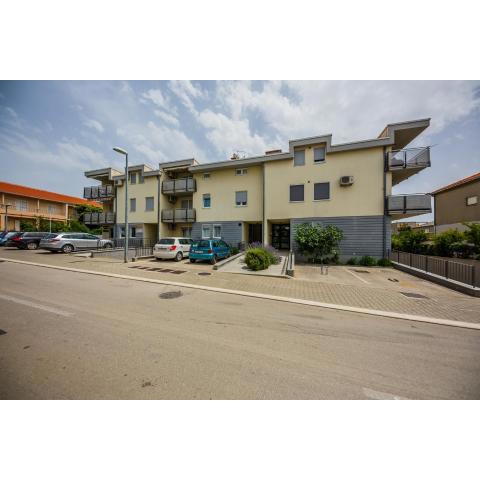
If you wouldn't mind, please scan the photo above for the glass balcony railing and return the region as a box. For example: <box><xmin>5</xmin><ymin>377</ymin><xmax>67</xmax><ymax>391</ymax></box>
<box><xmin>84</xmin><ymin>212</ymin><xmax>116</xmax><ymax>225</ymax></box>
<box><xmin>387</xmin><ymin>194</ymin><xmax>432</xmax><ymax>215</ymax></box>
<box><xmin>388</xmin><ymin>147</ymin><xmax>430</xmax><ymax>170</ymax></box>
<box><xmin>162</xmin><ymin>178</ymin><xmax>196</xmax><ymax>195</ymax></box>
<box><xmin>161</xmin><ymin>208</ymin><xmax>196</xmax><ymax>223</ymax></box>
<box><xmin>84</xmin><ymin>185</ymin><xmax>114</xmax><ymax>200</ymax></box>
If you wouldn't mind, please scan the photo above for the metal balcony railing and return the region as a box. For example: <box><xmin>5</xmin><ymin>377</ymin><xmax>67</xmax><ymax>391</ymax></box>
<box><xmin>386</xmin><ymin>194</ymin><xmax>432</xmax><ymax>215</ymax></box>
<box><xmin>84</xmin><ymin>212</ymin><xmax>116</xmax><ymax>225</ymax></box>
<box><xmin>162</xmin><ymin>178</ymin><xmax>196</xmax><ymax>195</ymax></box>
<box><xmin>83</xmin><ymin>184</ymin><xmax>114</xmax><ymax>200</ymax></box>
<box><xmin>161</xmin><ymin>208</ymin><xmax>196</xmax><ymax>223</ymax></box>
<box><xmin>388</xmin><ymin>147</ymin><xmax>430</xmax><ymax>170</ymax></box>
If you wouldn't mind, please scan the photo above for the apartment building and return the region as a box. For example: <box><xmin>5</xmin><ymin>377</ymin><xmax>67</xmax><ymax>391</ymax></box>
<box><xmin>83</xmin><ymin>118</ymin><xmax>432</xmax><ymax>258</ymax></box>
<box><xmin>0</xmin><ymin>181</ymin><xmax>100</xmax><ymax>231</ymax></box>
<box><xmin>431</xmin><ymin>172</ymin><xmax>480</xmax><ymax>233</ymax></box>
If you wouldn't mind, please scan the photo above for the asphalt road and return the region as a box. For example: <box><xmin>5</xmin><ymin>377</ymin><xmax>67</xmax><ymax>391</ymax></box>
<box><xmin>1</xmin><ymin>261</ymin><xmax>479</xmax><ymax>399</ymax></box>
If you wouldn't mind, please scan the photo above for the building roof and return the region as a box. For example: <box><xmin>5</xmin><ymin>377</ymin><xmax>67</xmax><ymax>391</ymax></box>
<box><xmin>431</xmin><ymin>172</ymin><xmax>480</xmax><ymax>195</ymax></box>
<box><xmin>0</xmin><ymin>181</ymin><xmax>101</xmax><ymax>207</ymax></box>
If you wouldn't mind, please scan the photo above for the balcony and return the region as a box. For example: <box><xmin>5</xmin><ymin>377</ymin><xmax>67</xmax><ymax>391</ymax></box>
<box><xmin>161</xmin><ymin>208</ymin><xmax>196</xmax><ymax>223</ymax></box>
<box><xmin>84</xmin><ymin>212</ymin><xmax>116</xmax><ymax>225</ymax></box>
<box><xmin>386</xmin><ymin>194</ymin><xmax>432</xmax><ymax>218</ymax></box>
<box><xmin>388</xmin><ymin>147</ymin><xmax>430</xmax><ymax>186</ymax></box>
<box><xmin>84</xmin><ymin>185</ymin><xmax>114</xmax><ymax>200</ymax></box>
<box><xmin>162</xmin><ymin>178</ymin><xmax>196</xmax><ymax>196</ymax></box>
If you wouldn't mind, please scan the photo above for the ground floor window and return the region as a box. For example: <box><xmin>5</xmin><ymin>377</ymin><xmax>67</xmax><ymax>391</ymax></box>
<box><xmin>182</xmin><ymin>227</ymin><xmax>192</xmax><ymax>238</ymax></box>
<box><xmin>213</xmin><ymin>224</ymin><xmax>222</xmax><ymax>238</ymax></box>
<box><xmin>202</xmin><ymin>225</ymin><xmax>211</xmax><ymax>238</ymax></box>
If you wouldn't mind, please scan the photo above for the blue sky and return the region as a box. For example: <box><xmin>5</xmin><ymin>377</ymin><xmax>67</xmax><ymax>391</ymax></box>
<box><xmin>1</xmin><ymin>80</ymin><xmax>479</xmax><ymax>221</ymax></box>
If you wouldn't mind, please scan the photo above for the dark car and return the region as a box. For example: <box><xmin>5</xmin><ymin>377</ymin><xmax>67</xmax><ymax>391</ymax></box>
<box><xmin>8</xmin><ymin>232</ymin><xmax>50</xmax><ymax>250</ymax></box>
<box><xmin>0</xmin><ymin>231</ymin><xmax>21</xmax><ymax>246</ymax></box>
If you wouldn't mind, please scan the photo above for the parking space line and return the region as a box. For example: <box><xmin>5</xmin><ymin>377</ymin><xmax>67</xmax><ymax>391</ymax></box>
<box><xmin>0</xmin><ymin>293</ymin><xmax>73</xmax><ymax>317</ymax></box>
<box><xmin>346</xmin><ymin>269</ymin><xmax>370</xmax><ymax>284</ymax></box>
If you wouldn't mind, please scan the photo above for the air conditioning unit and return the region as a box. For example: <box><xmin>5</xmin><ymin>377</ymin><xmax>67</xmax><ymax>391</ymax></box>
<box><xmin>339</xmin><ymin>175</ymin><xmax>354</xmax><ymax>186</ymax></box>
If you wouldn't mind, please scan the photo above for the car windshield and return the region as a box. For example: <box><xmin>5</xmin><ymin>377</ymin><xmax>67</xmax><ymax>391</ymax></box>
<box><xmin>158</xmin><ymin>238</ymin><xmax>175</xmax><ymax>245</ymax></box>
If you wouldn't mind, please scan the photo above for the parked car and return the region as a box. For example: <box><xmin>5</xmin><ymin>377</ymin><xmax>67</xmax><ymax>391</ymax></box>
<box><xmin>0</xmin><ymin>231</ymin><xmax>20</xmax><ymax>246</ymax></box>
<box><xmin>7</xmin><ymin>232</ymin><xmax>50</xmax><ymax>250</ymax></box>
<box><xmin>153</xmin><ymin>237</ymin><xmax>192</xmax><ymax>261</ymax></box>
<box><xmin>39</xmin><ymin>232</ymin><xmax>114</xmax><ymax>253</ymax></box>
<box><xmin>189</xmin><ymin>239</ymin><xmax>231</xmax><ymax>264</ymax></box>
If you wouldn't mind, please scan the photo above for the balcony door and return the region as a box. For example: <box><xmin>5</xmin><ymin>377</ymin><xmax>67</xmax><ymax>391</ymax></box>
<box><xmin>181</xmin><ymin>199</ymin><xmax>193</xmax><ymax>209</ymax></box>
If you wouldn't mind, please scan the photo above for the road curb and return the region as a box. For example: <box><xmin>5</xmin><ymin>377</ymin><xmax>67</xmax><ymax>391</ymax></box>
<box><xmin>2</xmin><ymin>256</ymin><xmax>480</xmax><ymax>331</ymax></box>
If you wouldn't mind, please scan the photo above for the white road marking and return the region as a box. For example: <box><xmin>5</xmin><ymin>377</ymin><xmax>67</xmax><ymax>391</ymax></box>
<box><xmin>346</xmin><ymin>268</ymin><xmax>370</xmax><ymax>284</ymax></box>
<box><xmin>0</xmin><ymin>293</ymin><xmax>72</xmax><ymax>317</ymax></box>
<box><xmin>363</xmin><ymin>387</ymin><xmax>409</xmax><ymax>400</ymax></box>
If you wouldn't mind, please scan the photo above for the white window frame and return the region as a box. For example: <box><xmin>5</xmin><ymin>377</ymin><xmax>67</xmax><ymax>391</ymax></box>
<box><xmin>202</xmin><ymin>193</ymin><xmax>211</xmax><ymax>209</ymax></box>
<box><xmin>235</xmin><ymin>168</ymin><xmax>248</xmax><ymax>176</ymax></box>
<box><xmin>213</xmin><ymin>224</ymin><xmax>222</xmax><ymax>238</ymax></box>
<box><xmin>201</xmin><ymin>225</ymin><xmax>211</xmax><ymax>239</ymax></box>
<box><xmin>466</xmin><ymin>195</ymin><xmax>478</xmax><ymax>206</ymax></box>
<box><xmin>235</xmin><ymin>190</ymin><xmax>248</xmax><ymax>207</ymax></box>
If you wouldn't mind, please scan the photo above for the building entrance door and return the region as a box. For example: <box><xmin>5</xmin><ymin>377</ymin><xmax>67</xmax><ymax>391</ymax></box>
<box><xmin>248</xmin><ymin>223</ymin><xmax>262</xmax><ymax>244</ymax></box>
<box><xmin>271</xmin><ymin>224</ymin><xmax>290</xmax><ymax>250</ymax></box>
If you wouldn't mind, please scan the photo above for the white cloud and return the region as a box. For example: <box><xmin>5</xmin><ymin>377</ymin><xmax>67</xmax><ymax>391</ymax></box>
<box><xmin>83</xmin><ymin>117</ymin><xmax>104</xmax><ymax>133</ymax></box>
<box><xmin>154</xmin><ymin>109</ymin><xmax>179</xmax><ymax>126</ymax></box>
<box><xmin>168</xmin><ymin>80</ymin><xmax>205</xmax><ymax>114</ymax></box>
<box><xmin>141</xmin><ymin>89</ymin><xmax>170</xmax><ymax>109</ymax></box>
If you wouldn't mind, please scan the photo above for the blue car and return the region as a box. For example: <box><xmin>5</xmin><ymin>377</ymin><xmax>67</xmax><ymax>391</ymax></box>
<box><xmin>189</xmin><ymin>239</ymin><xmax>231</xmax><ymax>264</ymax></box>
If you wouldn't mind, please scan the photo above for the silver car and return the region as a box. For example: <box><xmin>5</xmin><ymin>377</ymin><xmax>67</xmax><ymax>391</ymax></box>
<box><xmin>39</xmin><ymin>232</ymin><xmax>113</xmax><ymax>253</ymax></box>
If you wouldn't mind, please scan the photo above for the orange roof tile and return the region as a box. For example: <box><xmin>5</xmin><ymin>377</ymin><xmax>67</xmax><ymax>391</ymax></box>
<box><xmin>0</xmin><ymin>181</ymin><xmax>101</xmax><ymax>207</ymax></box>
<box><xmin>431</xmin><ymin>172</ymin><xmax>480</xmax><ymax>195</ymax></box>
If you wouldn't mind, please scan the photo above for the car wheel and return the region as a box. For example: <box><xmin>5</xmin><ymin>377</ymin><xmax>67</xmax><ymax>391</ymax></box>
<box><xmin>27</xmin><ymin>242</ymin><xmax>38</xmax><ymax>250</ymax></box>
<box><xmin>175</xmin><ymin>252</ymin><xmax>183</xmax><ymax>262</ymax></box>
<box><xmin>189</xmin><ymin>258</ymin><xmax>196</xmax><ymax>263</ymax></box>
<box><xmin>103</xmin><ymin>242</ymin><xmax>113</xmax><ymax>249</ymax></box>
<box><xmin>155</xmin><ymin>257</ymin><xmax>162</xmax><ymax>261</ymax></box>
<box><xmin>210</xmin><ymin>255</ymin><xmax>217</xmax><ymax>265</ymax></box>
<box><xmin>62</xmin><ymin>244</ymin><xmax>74</xmax><ymax>254</ymax></box>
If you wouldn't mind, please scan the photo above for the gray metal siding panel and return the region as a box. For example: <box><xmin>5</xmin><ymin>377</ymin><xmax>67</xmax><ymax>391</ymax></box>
<box><xmin>191</xmin><ymin>221</ymin><xmax>243</xmax><ymax>246</ymax></box>
<box><xmin>290</xmin><ymin>215</ymin><xmax>389</xmax><ymax>259</ymax></box>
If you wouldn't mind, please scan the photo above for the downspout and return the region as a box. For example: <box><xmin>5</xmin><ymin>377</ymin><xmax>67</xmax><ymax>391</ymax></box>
<box><xmin>382</xmin><ymin>147</ymin><xmax>387</xmax><ymax>258</ymax></box>
<box><xmin>114</xmin><ymin>183</ymin><xmax>118</xmax><ymax>239</ymax></box>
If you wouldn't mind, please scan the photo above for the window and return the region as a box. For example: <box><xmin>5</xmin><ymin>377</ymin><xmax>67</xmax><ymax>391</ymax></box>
<box><xmin>466</xmin><ymin>196</ymin><xmax>478</xmax><ymax>206</ymax></box>
<box><xmin>47</xmin><ymin>204</ymin><xmax>56</xmax><ymax>214</ymax></box>
<box><xmin>314</xmin><ymin>182</ymin><xmax>330</xmax><ymax>201</ymax></box>
<box><xmin>235</xmin><ymin>190</ymin><xmax>248</xmax><ymax>206</ymax></box>
<box><xmin>203</xmin><ymin>193</ymin><xmax>211</xmax><ymax>208</ymax></box>
<box><xmin>181</xmin><ymin>199</ymin><xmax>192</xmax><ymax>209</ymax></box>
<box><xmin>130</xmin><ymin>226</ymin><xmax>137</xmax><ymax>238</ymax></box>
<box><xmin>213</xmin><ymin>224</ymin><xmax>222</xmax><ymax>238</ymax></box>
<box><xmin>294</xmin><ymin>150</ymin><xmax>305</xmax><ymax>166</ymax></box>
<box><xmin>181</xmin><ymin>227</ymin><xmax>192</xmax><ymax>238</ymax></box>
<box><xmin>120</xmin><ymin>227</ymin><xmax>126</xmax><ymax>238</ymax></box>
<box><xmin>145</xmin><ymin>196</ymin><xmax>154</xmax><ymax>211</ymax></box>
<box><xmin>202</xmin><ymin>225</ymin><xmax>211</xmax><ymax>238</ymax></box>
<box><xmin>129</xmin><ymin>172</ymin><xmax>137</xmax><ymax>184</ymax></box>
<box><xmin>139</xmin><ymin>173</ymin><xmax>144</xmax><ymax>184</ymax></box>
<box><xmin>203</xmin><ymin>173</ymin><xmax>211</xmax><ymax>180</ymax></box>
<box><xmin>130</xmin><ymin>198</ymin><xmax>136</xmax><ymax>212</ymax></box>
<box><xmin>290</xmin><ymin>184</ymin><xmax>304</xmax><ymax>202</ymax></box>
<box><xmin>235</xmin><ymin>168</ymin><xmax>248</xmax><ymax>176</ymax></box>
<box><xmin>16</xmin><ymin>199</ymin><xmax>28</xmax><ymax>211</ymax></box>
<box><xmin>314</xmin><ymin>147</ymin><xmax>326</xmax><ymax>164</ymax></box>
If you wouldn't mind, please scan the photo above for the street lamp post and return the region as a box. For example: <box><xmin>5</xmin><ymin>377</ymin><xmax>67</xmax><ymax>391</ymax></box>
<box><xmin>113</xmin><ymin>147</ymin><xmax>129</xmax><ymax>263</ymax></box>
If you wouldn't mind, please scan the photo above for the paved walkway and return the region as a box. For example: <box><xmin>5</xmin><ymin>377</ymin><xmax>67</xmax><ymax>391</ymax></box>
<box><xmin>1</xmin><ymin>248</ymin><xmax>480</xmax><ymax>324</ymax></box>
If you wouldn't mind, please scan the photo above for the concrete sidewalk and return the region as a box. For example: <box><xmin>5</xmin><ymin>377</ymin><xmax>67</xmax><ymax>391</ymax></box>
<box><xmin>1</xmin><ymin>248</ymin><xmax>480</xmax><ymax>325</ymax></box>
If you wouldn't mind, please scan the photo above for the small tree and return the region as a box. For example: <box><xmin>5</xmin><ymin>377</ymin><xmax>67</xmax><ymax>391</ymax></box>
<box><xmin>294</xmin><ymin>223</ymin><xmax>343</xmax><ymax>263</ymax></box>
<box><xmin>434</xmin><ymin>229</ymin><xmax>464</xmax><ymax>257</ymax></box>
<box><xmin>463</xmin><ymin>222</ymin><xmax>480</xmax><ymax>252</ymax></box>
<box><xmin>392</xmin><ymin>228</ymin><xmax>428</xmax><ymax>253</ymax></box>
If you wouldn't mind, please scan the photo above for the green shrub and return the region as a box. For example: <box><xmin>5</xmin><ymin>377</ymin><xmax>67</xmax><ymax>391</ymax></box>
<box><xmin>377</xmin><ymin>258</ymin><xmax>392</xmax><ymax>267</ymax></box>
<box><xmin>245</xmin><ymin>248</ymin><xmax>270</xmax><ymax>271</ymax></box>
<box><xmin>391</xmin><ymin>227</ymin><xmax>428</xmax><ymax>253</ymax></box>
<box><xmin>346</xmin><ymin>257</ymin><xmax>358</xmax><ymax>265</ymax></box>
<box><xmin>20</xmin><ymin>220</ymin><xmax>37</xmax><ymax>232</ymax></box>
<box><xmin>294</xmin><ymin>223</ymin><xmax>343</xmax><ymax>263</ymax></box>
<box><xmin>463</xmin><ymin>222</ymin><xmax>480</xmax><ymax>252</ymax></box>
<box><xmin>230</xmin><ymin>246</ymin><xmax>240</xmax><ymax>255</ymax></box>
<box><xmin>358</xmin><ymin>255</ymin><xmax>376</xmax><ymax>266</ymax></box>
<box><xmin>433</xmin><ymin>229</ymin><xmax>464</xmax><ymax>257</ymax></box>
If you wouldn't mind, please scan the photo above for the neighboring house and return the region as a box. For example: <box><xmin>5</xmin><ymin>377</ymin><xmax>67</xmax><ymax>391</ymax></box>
<box><xmin>431</xmin><ymin>172</ymin><xmax>480</xmax><ymax>233</ymax></box>
<box><xmin>0</xmin><ymin>181</ymin><xmax>100</xmax><ymax>231</ymax></box>
<box><xmin>83</xmin><ymin>118</ymin><xmax>433</xmax><ymax>259</ymax></box>
<box><xmin>392</xmin><ymin>221</ymin><xmax>434</xmax><ymax>234</ymax></box>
